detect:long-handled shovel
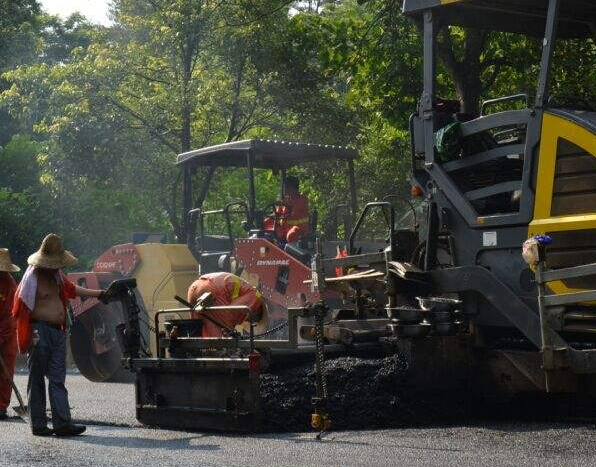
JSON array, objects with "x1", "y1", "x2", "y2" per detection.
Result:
[{"x1": 0, "y1": 353, "x2": 28, "y2": 421}]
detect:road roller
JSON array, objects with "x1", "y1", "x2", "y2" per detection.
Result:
[{"x1": 68, "y1": 242, "x2": 198, "y2": 381}]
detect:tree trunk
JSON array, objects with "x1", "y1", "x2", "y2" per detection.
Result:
[
  {"x1": 181, "y1": 42, "x2": 193, "y2": 153},
  {"x1": 226, "y1": 57, "x2": 246, "y2": 142},
  {"x1": 437, "y1": 28, "x2": 487, "y2": 117},
  {"x1": 168, "y1": 179, "x2": 185, "y2": 242},
  {"x1": 451, "y1": 71, "x2": 483, "y2": 116},
  {"x1": 170, "y1": 22, "x2": 195, "y2": 243}
]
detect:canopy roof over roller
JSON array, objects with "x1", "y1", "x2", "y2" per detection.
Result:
[
  {"x1": 177, "y1": 139, "x2": 358, "y2": 170},
  {"x1": 403, "y1": 0, "x2": 596, "y2": 38}
]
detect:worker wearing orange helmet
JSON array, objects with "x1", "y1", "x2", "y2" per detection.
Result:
[
  {"x1": 187, "y1": 272, "x2": 263, "y2": 338},
  {"x1": 0, "y1": 249, "x2": 19, "y2": 421}
]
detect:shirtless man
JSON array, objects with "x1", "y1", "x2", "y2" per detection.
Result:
[{"x1": 13, "y1": 234, "x2": 105, "y2": 436}]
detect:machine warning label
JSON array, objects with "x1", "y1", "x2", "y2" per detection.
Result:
[
  {"x1": 256, "y1": 259, "x2": 290, "y2": 266},
  {"x1": 483, "y1": 231, "x2": 498, "y2": 247}
]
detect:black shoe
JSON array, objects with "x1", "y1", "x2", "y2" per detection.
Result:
[
  {"x1": 0, "y1": 410, "x2": 7, "y2": 420},
  {"x1": 32, "y1": 426, "x2": 54, "y2": 437},
  {"x1": 54, "y1": 424, "x2": 86, "y2": 437}
]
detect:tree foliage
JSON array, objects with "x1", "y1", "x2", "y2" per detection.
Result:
[{"x1": 1, "y1": 0, "x2": 596, "y2": 270}]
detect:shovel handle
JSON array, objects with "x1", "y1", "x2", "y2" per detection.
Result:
[{"x1": 174, "y1": 295, "x2": 193, "y2": 309}]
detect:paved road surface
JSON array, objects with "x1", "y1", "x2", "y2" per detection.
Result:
[{"x1": 2, "y1": 372, "x2": 596, "y2": 467}]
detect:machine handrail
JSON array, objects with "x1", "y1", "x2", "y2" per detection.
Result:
[
  {"x1": 535, "y1": 249, "x2": 596, "y2": 383},
  {"x1": 195, "y1": 200, "x2": 249, "y2": 254},
  {"x1": 459, "y1": 109, "x2": 531, "y2": 138},
  {"x1": 348, "y1": 202, "x2": 395, "y2": 257},
  {"x1": 186, "y1": 207, "x2": 202, "y2": 259},
  {"x1": 442, "y1": 144, "x2": 525, "y2": 173},
  {"x1": 537, "y1": 262, "x2": 596, "y2": 283},
  {"x1": 536, "y1": 260, "x2": 596, "y2": 307},
  {"x1": 382, "y1": 194, "x2": 418, "y2": 229},
  {"x1": 481, "y1": 93, "x2": 528, "y2": 116},
  {"x1": 154, "y1": 306, "x2": 304, "y2": 356},
  {"x1": 154, "y1": 304, "x2": 256, "y2": 358}
]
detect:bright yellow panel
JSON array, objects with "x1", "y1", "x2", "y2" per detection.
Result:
[{"x1": 529, "y1": 112, "x2": 596, "y2": 298}]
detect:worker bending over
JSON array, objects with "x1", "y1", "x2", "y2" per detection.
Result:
[
  {"x1": 0, "y1": 249, "x2": 19, "y2": 420},
  {"x1": 187, "y1": 272, "x2": 263, "y2": 338},
  {"x1": 12, "y1": 234, "x2": 105, "y2": 437}
]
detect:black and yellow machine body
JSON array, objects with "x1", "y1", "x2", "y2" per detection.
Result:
[
  {"x1": 528, "y1": 109, "x2": 596, "y2": 295},
  {"x1": 398, "y1": 0, "x2": 596, "y2": 398}
]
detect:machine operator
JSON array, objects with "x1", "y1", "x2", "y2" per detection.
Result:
[{"x1": 264, "y1": 176, "x2": 310, "y2": 244}]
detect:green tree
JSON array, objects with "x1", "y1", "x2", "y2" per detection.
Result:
[
  {"x1": 1, "y1": 1, "x2": 301, "y2": 255},
  {"x1": 0, "y1": 0, "x2": 40, "y2": 70},
  {"x1": 0, "y1": 0, "x2": 40, "y2": 144},
  {"x1": 0, "y1": 134, "x2": 61, "y2": 268}
]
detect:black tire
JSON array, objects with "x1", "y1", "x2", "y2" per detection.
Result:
[{"x1": 70, "y1": 304, "x2": 133, "y2": 383}]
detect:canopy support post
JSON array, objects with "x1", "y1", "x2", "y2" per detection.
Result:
[
  {"x1": 246, "y1": 147, "x2": 257, "y2": 229},
  {"x1": 535, "y1": 0, "x2": 560, "y2": 110}
]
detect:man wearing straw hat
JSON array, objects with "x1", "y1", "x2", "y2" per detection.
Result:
[
  {"x1": 12, "y1": 234, "x2": 105, "y2": 437},
  {"x1": 0, "y1": 248, "x2": 19, "y2": 420}
]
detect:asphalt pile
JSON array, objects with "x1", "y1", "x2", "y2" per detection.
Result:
[{"x1": 260, "y1": 353, "x2": 468, "y2": 432}]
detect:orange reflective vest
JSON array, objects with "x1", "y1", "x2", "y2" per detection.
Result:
[
  {"x1": 187, "y1": 272, "x2": 262, "y2": 338},
  {"x1": 275, "y1": 194, "x2": 310, "y2": 242},
  {"x1": 282, "y1": 194, "x2": 309, "y2": 230}
]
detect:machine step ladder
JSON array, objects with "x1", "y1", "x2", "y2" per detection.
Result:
[{"x1": 536, "y1": 255, "x2": 596, "y2": 391}]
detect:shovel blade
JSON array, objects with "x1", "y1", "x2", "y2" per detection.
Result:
[{"x1": 13, "y1": 405, "x2": 28, "y2": 417}]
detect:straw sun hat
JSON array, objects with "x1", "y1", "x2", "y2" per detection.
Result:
[
  {"x1": 0, "y1": 248, "x2": 20, "y2": 273},
  {"x1": 27, "y1": 234, "x2": 78, "y2": 269}
]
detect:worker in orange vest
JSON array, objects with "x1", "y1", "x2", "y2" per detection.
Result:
[
  {"x1": 277, "y1": 176, "x2": 310, "y2": 243},
  {"x1": 187, "y1": 272, "x2": 263, "y2": 338},
  {"x1": 0, "y1": 249, "x2": 19, "y2": 420}
]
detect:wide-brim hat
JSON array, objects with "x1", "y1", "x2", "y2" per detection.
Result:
[
  {"x1": 0, "y1": 248, "x2": 20, "y2": 272},
  {"x1": 28, "y1": 234, "x2": 77, "y2": 269}
]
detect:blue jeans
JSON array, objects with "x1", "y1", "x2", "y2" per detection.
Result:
[{"x1": 27, "y1": 322, "x2": 71, "y2": 430}]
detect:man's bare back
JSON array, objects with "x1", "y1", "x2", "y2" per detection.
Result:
[{"x1": 31, "y1": 269, "x2": 65, "y2": 325}]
